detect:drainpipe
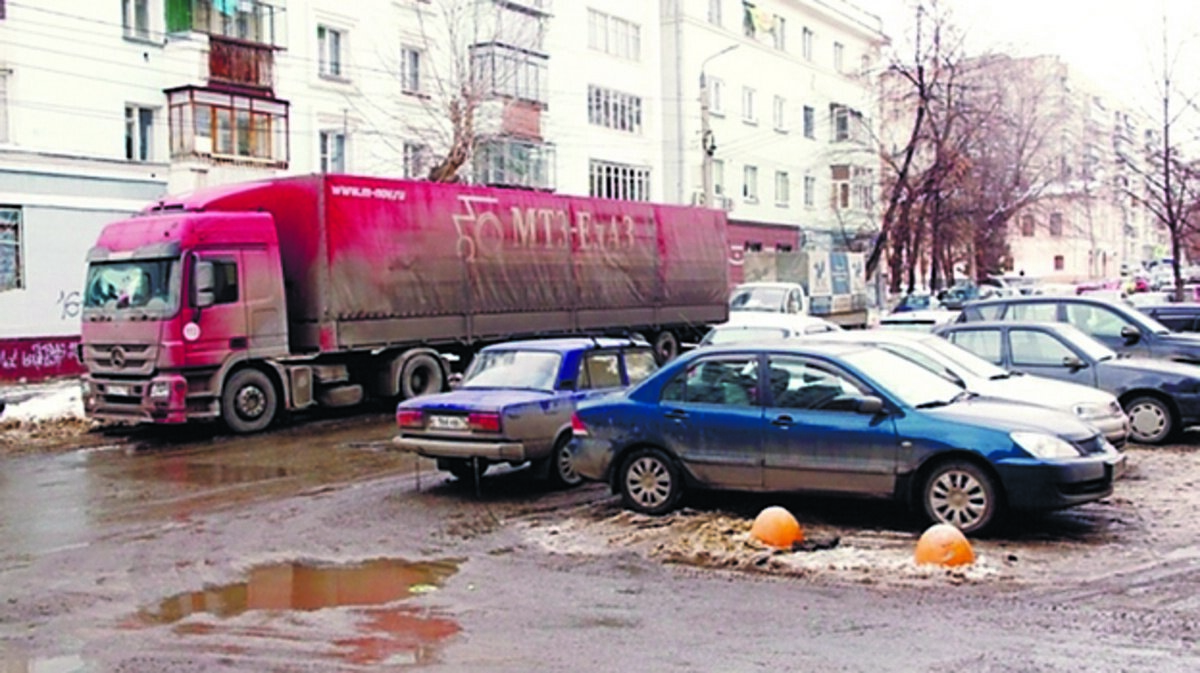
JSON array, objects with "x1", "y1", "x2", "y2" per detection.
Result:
[{"x1": 672, "y1": 0, "x2": 685, "y2": 203}]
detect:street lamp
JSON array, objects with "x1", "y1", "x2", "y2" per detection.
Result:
[{"x1": 700, "y1": 44, "x2": 739, "y2": 209}]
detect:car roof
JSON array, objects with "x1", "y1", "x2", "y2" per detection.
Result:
[
  {"x1": 481, "y1": 337, "x2": 649, "y2": 352},
  {"x1": 807, "y1": 329, "x2": 933, "y2": 345},
  {"x1": 962, "y1": 294, "x2": 1128, "y2": 309},
  {"x1": 937, "y1": 320, "x2": 1072, "y2": 332},
  {"x1": 688, "y1": 341, "x2": 872, "y2": 358},
  {"x1": 1138, "y1": 303, "x2": 1200, "y2": 312}
]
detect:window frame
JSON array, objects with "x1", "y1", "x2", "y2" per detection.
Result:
[
  {"x1": 742, "y1": 87, "x2": 757, "y2": 124},
  {"x1": 124, "y1": 104, "x2": 155, "y2": 162},
  {"x1": 317, "y1": 24, "x2": 345, "y2": 79},
  {"x1": 400, "y1": 46, "x2": 422, "y2": 93},
  {"x1": 0, "y1": 205, "x2": 23, "y2": 292},
  {"x1": 319, "y1": 130, "x2": 346, "y2": 173},
  {"x1": 743, "y1": 164, "x2": 759, "y2": 202},
  {"x1": 122, "y1": 0, "x2": 152, "y2": 41},
  {"x1": 772, "y1": 95, "x2": 787, "y2": 132},
  {"x1": 774, "y1": 170, "x2": 789, "y2": 207}
]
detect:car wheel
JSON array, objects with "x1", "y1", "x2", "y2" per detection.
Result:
[
  {"x1": 445, "y1": 458, "x2": 487, "y2": 483},
  {"x1": 618, "y1": 447, "x2": 683, "y2": 515},
  {"x1": 221, "y1": 369, "x2": 278, "y2": 434},
  {"x1": 1125, "y1": 395, "x2": 1174, "y2": 444},
  {"x1": 921, "y1": 460, "x2": 1001, "y2": 535},
  {"x1": 544, "y1": 434, "x2": 583, "y2": 488}
]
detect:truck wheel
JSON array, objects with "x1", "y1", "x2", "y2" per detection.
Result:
[
  {"x1": 401, "y1": 353, "x2": 445, "y2": 399},
  {"x1": 653, "y1": 330, "x2": 680, "y2": 364},
  {"x1": 222, "y1": 368, "x2": 278, "y2": 434}
]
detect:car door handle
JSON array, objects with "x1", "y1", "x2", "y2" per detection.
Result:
[
  {"x1": 664, "y1": 409, "x2": 688, "y2": 421},
  {"x1": 771, "y1": 415, "x2": 793, "y2": 427}
]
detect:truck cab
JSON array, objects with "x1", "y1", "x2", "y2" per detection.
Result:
[
  {"x1": 728, "y1": 282, "x2": 809, "y2": 316},
  {"x1": 80, "y1": 211, "x2": 288, "y2": 431}
]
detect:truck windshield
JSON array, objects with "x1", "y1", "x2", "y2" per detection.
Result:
[
  {"x1": 729, "y1": 287, "x2": 785, "y2": 312},
  {"x1": 84, "y1": 258, "x2": 179, "y2": 312},
  {"x1": 462, "y1": 351, "x2": 562, "y2": 391}
]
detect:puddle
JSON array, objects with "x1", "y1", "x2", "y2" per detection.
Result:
[
  {"x1": 140, "y1": 557, "x2": 461, "y2": 624},
  {"x1": 135, "y1": 460, "x2": 292, "y2": 487},
  {"x1": 0, "y1": 646, "x2": 85, "y2": 673},
  {"x1": 137, "y1": 558, "x2": 463, "y2": 666}
]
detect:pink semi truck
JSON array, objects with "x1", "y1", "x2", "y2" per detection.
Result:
[{"x1": 78, "y1": 175, "x2": 729, "y2": 432}]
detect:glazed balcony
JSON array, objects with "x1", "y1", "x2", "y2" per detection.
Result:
[{"x1": 166, "y1": 0, "x2": 286, "y2": 48}]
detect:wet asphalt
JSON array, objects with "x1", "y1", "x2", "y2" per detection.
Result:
[{"x1": 1, "y1": 414, "x2": 1199, "y2": 672}]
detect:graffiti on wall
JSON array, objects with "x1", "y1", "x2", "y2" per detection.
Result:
[
  {"x1": 56, "y1": 290, "x2": 82, "y2": 320},
  {"x1": 0, "y1": 336, "x2": 85, "y2": 382}
]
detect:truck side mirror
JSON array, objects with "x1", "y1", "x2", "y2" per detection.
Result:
[
  {"x1": 1120, "y1": 325, "x2": 1140, "y2": 344},
  {"x1": 195, "y1": 261, "x2": 216, "y2": 308}
]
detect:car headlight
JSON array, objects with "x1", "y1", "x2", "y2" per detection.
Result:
[
  {"x1": 1072, "y1": 403, "x2": 1107, "y2": 420},
  {"x1": 149, "y1": 381, "x2": 171, "y2": 399},
  {"x1": 1011, "y1": 432, "x2": 1081, "y2": 459}
]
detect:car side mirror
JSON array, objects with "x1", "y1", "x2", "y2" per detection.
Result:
[
  {"x1": 1063, "y1": 355, "x2": 1086, "y2": 370},
  {"x1": 857, "y1": 395, "x2": 884, "y2": 415},
  {"x1": 448, "y1": 373, "x2": 463, "y2": 390},
  {"x1": 194, "y1": 260, "x2": 215, "y2": 308},
  {"x1": 1120, "y1": 325, "x2": 1140, "y2": 344}
]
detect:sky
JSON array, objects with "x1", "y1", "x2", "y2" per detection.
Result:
[{"x1": 858, "y1": 0, "x2": 1200, "y2": 118}]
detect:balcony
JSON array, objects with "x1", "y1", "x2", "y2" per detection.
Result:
[
  {"x1": 473, "y1": 138, "x2": 555, "y2": 191},
  {"x1": 495, "y1": 0, "x2": 552, "y2": 16},
  {"x1": 166, "y1": 0, "x2": 286, "y2": 48},
  {"x1": 470, "y1": 43, "x2": 549, "y2": 108},
  {"x1": 209, "y1": 36, "x2": 274, "y2": 93},
  {"x1": 167, "y1": 86, "x2": 290, "y2": 168}
]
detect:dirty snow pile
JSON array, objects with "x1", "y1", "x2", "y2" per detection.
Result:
[{"x1": 0, "y1": 380, "x2": 85, "y2": 424}]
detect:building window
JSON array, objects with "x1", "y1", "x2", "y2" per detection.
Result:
[
  {"x1": 589, "y1": 159, "x2": 650, "y2": 201},
  {"x1": 772, "y1": 16, "x2": 786, "y2": 50},
  {"x1": 802, "y1": 105, "x2": 814, "y2": 139},
  {"x1": 470, "y1": 44, "x2": 547, "y2": 105},
  {"x1": 0, "y1": 0, "x2": 6, "y2": 20},
  {"x1": 713, "y1": 159, "x2": 725, "y2": 196},
  {"x1": 124, "y1": 105, "x2": 154, "y2": 161},
  {"x1": 167, "y1": 86, "x2": 290, "y2": 166},
  {"x1": 708, "y1": 0, "x2": 721, "y2": 26},
  {"x1": 804, "y1": 175, "x2": 815, "y2": 207},
  {"x1": 743, "y1": 165, "x2": 758, "y2": 202},
  {"x1": 1049, "y1": 212, "x2": 1063, "y2": 237},
  {"x1": 588, "y1": 85, "x2": 643, "y2": 134},
  {"x1": 319, "y1": 130, "x2": 345, "y2": 173},
  {"x1": 834, "y1": 41, "x2": 845, "y2": 72},
  {"x1": 831, "y1": 165, "x2": 850, "y2": 209},
  {"x1": 400, "y1": 47, "x2": 422, "y2": 94},
  {"x1": 476, "y1": 139, "x2": 556, "y2": 190},
  {"x1": 122, "y1": 0, "x2": 151, "y2": 40},
  {"x1": 709, "y1": 78, "x2": 724, "y2": 115},
  {"x1": 0, "y1": 206, "x2": 21, "y2": 292},
  {"x1": 403, "y1": 142, "x2": 428, "y2": 179},
  {"x1": 802, "y1": 27, "x2": 813, "y2": 60},
  {"x1": 830, "y1": 104, "x2": 864, "y2": 143},
  {"x1": 861, "y1": 54, "x2": 872, "y2": 75},
  {"x1": 772, "y1": 96, "x2": 786, "y2": 131},
  {"x1": 317, "y1": 25, "x2": 344, "y2": 78},
  {"x1": 742, "y1": 87, "x2": 756, "y2": 123},
  {"x1": 1, "y1": 69, "x2": 11, "y2": 144},
  {"x1": 1020, "y1": 215, "x2": 1035, "y2": 237},
  {"x1": 587, "y1": 10, "x2": 640, "y2": 61},
  {"x1": 1054, "y1": 255, "x2": 1065, "y2": 271},
  {"x1": 775, "y1": 171, "x2": 789, "y2": 206}
]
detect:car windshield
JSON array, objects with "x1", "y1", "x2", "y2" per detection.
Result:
[
  {"x1": 1053, "y1": 324, "x2": 1119, "y2": 361},
  {"x1": 915, "y1": 336, "x2": 1009, "y2": 380},
  {"x1": 704, "y1": 326, "x2": 790, "y2": 345},
  {"x1": 729, "y1": 287, "x2": 785, "y2": 313},
  {"x1": 83, "y1": 258, "x2": 180, "y2": 312},
  {"x1": 841, "y1": 348, "x2": 966, "y2": 408},
  {"x1": 462, "y1": 350, "x2": 561, "y2": 390}
]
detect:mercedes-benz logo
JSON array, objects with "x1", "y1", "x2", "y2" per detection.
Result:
[{"x1": 110, "y1": 347, "x2": 126, "y2": 369}]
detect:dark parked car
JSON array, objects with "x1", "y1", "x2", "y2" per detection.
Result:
[
  {"x1": 569, "y1": 342, "x2": 1122, "y2": 535},
  {"x1": 936, "y1": 321, "x2": 1200, "y2": 444},
  {"x1": 1136, "y1": 303, "x2": 1200, "y2": 334},
  {"x1": 956, "y1": 295, "x2": 1200, "y2": 362},
  {"x1": 394, "y1": 337, "x2": 659, "y2": 486}
]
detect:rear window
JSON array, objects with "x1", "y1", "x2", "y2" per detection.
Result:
[
  {"x1": 623, "y1": 349, "x2": 659, "y2": 385},
  {"x1": 946, "y1": 329, "x2": 1004, "y2": 364},
  {"x1": 1009, "y1": 302, "x2": 1058, "y2": 321}
]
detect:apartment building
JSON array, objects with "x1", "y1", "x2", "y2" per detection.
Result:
[{"x1": 660, "y1": 0, "x2": 886, "y2": 252}]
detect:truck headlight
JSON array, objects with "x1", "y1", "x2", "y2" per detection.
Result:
[
  {"x1": 149, "y1": 381, "x2": 171, "y2": 400},
  {"x1": 1011, "y1": 432, "x2": 1081, "y2": 459}
]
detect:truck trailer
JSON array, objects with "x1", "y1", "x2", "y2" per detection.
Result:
[{"x1": 79, "y1": 175, "x2": 728, "y2": 432}]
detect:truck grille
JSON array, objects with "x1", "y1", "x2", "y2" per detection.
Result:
[{"x1": 84, "y1": 343, "x2": 156, "y2": 375}]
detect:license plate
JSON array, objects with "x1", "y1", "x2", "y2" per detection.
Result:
[
  {"x1": 428, "y1": 415, "x2": 468, "y2": 430},
  {"x1": 107, "y1": 384, "x2": 132, "y2": 396}
]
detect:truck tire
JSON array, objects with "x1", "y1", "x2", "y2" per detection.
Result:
[
  {"x1": 222, "y1": 368, "x2": 278, "y2": 434},
  {"x1": 653, "y1": 330, "x2": 680, "y2": 364},
  {"x1": 401, "y1": 353, "x2": 445, "y2": 400}
]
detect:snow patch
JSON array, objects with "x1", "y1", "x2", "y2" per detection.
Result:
[{"x1": 1, "y1": 380, "x2": 84, "y2": 423}]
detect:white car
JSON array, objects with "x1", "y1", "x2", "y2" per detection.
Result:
[
  {"x1": 807, "y1": 329, "x2": 1130, "y2": 448},
  {"x1": 700, "y1": 314, "x2": 842, "y2": 347},
  {"x1": 877, "y1": 309, "x2": 960, "y2": 332}
]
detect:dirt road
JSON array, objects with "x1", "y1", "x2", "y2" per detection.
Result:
[{"x1": 1, "y1": 417, "x2": 1198, "y2": 671}]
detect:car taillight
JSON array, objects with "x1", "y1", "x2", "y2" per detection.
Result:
[
  {"x1": 397, "y1": 408, "x2": 424, "y2": 429},
  {"x1": 468, "y1": 412, "x2": 502, "y2": 433},
  {"x1": 570, "y1": 412, "x2": 589, "y2": 437}
]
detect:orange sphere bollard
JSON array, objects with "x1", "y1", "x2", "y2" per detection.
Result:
[
  {"x1": 913, "y1": 523, "x2": 975, "y2": 567},
  {"x1": 750, "y1": 506, "x2": 804, "y2": 548}
]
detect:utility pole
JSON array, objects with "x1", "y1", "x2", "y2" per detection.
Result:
[{"x1": 700, "y1": 45, "x2": 738, "y2": 208}]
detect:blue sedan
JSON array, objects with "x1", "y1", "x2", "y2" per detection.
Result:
[{"x1": 568, "y1": 342, "x2": 1123, "y2": 534}]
